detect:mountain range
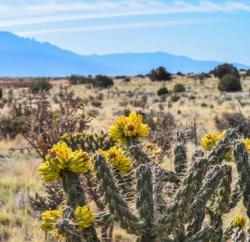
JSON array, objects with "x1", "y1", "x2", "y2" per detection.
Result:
[{"x1": 0, "y1": 31, "x2": 249, "y2": 77}]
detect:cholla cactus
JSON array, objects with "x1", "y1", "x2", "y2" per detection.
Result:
[
  {"x1": 38, "y1": 142, "x2": 99, "y2": 242},
  {"x1": 95, "y1": 113, "x2": 249, "y2": 241},
  {"x1": 35, "y1": 112, "x2": 250, "y2": 242}
]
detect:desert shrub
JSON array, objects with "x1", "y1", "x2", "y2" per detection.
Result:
[
  {"x1": 0, "y1": 227, "x2": 11, "y2": 241},
  {"x1": 91, "y1": 100, "x2": 102, "y2": 108},
  {"x1": 149, "y1": 66, "x2": 172, "y2": 81},
  {"x1": 171, "y1": 94, "x2": 180, "y2": 102},
  {"x1": 69, "y1": 75, "x2": 81, "y2": 85},
  {"x1": 96, "y1": 93, "x2": 104, "y2": 101},
  {"x1": 23, "y1": 88, "x2": 91, "y2": 157},
  {"x1": 123, "y1": 77, "x2": 130, "y2": 82},
  {"x1": 242, "y1": 69, "x2": 250, "y2": 79},
  {"x1": 92, "y1": 75, "x2": 114, "y2": 88},
  {"x1": 0, "y1": 115, "x2": 27, "y2": 139},
  {"x1": 142, "y1": 111, "x2": 176, "y2": 153},
  {"x1": 176, "y1": 71, "x2": 184, "y2": 76},
  {"x1": 157, "y1": 87, "x2": 168, "y2": 96},
  {"x1": 173, "y1": 83, "x2": 186, "y2": 93},
  {"x1": 201, "y1": 102, "x2": 208, "y2": 107},
  {"x1": 215, "y1": 112, "x2": 250, "y2": 138},
  {"x1": 136, "y1": 74, "x2": 145, "y2": 78},
  {"x1": 69, "y1": 75, "x2": 92, "y2": 85},
  {"x1": 212, "y1": 63, "x2": 239, "y2": 79},
  {"x1": 0, "y1": 88, "x2": 2, "y2": 99},
  {"x1": 29, "y1": 78, "x2": 52, "y2": 94},
  {"x1": 218, "y1": 74, "x2": 242, "y2": 92},
  {"x1": 130, "y1": 95, "x2": 148, "y2": 108},
  {"x1": 0, "y1": 102, "x2": 30, "y2": 139},
  {"x1": 7, "y1": 89, "x2": 13, "y2": 106},
  {"x1": 0, "y1": 87, "x2": 91, "y2": 153},
  {"x1": 194, "y1": 72, "x2": 210, "y2": 81},
  {"x1": 115, "y1": 75, "x2": 126, "y2": 79},
  {"x1": 2, "y1": 97, "x2": 32, "y2": 137}
]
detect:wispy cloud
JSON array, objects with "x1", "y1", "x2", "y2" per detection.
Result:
[
  {"x1": 16, "y1": 1, "x2": 250, "y2": 16},
  {"x1": 1, "y1": 0, "x2": 250, "y2": 36},
  {"x1": 18, "y1": 19, "x2": 202, "y2": 36},
  {"x1": 0, "y1": 1, "x2": 250, "y2": 27}
]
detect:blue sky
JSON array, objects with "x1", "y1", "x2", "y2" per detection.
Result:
[{"x1": 0, "y1": 0, "x2": 250, "y2": 65}]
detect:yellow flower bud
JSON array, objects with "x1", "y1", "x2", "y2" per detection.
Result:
[
  {"x1": 73, "y1": 205, "x2": 95, "y2": 229},
  {"x1": 109, "y1": 112, "x2": 149, "y2": 145},
  {"x1": 231, "y1": 215, "x2": 246, "y2": 228},
  {"x1": 41, "y1": 208, "x2": 63, "y2": 231},
  {"x1": 99, "y1": 146, "x2": 132, "y2": 175},
  {"x1": 39, "y1": 142, "x2": 93, "y2": 182}
]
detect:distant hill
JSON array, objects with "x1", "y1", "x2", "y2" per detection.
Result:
[{"x1": 0, "y1": 31, "x2": 249, "y2": 77}]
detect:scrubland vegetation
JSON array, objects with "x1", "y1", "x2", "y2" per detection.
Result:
[{"x1": 1, "y1": 64, "x2": 250, "y2": 241}]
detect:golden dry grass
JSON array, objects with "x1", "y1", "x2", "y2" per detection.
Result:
[{"x1": 0, "y1": 154, "x2": 43, "y2": 242}]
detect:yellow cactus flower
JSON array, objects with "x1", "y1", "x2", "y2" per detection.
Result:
[
  {"x1": 46, "y1": 142, "x2": 72, "y2": 170},
  {"x1": 50, "y1": 231, "x2": 63, "y2": 241},
  {"x1": 145, "y1": 142, "x2": 156, "y2": 149},
  {"x1": 109, "y1": 112, "x2": 149, "y2": 144},
  {"x1": 225, "y1": 151, "x2": 234, "y2": 162},
  {"x1": 109, "y1": 116, "x2": 127, "y2": 144},
  {"x1": 68, "y1": 150, "x2": 93, "y2": 173},
  {"x1": 231, "y1": 215, "x2": 246, "y2": 228},
  {"x1": 100, "y1": 146, "x2": 132, "y2": 175},
  {"x1": 145, "y1": 142, "x2": 161, "y2": 156},
  {"x1": 41, "y1": 208, "x2": 63, "y2": 231},
  {"x1": 39, "y1": 142, "x2": 93, "y2": 182},
  {"x1": 201, "y1": 131, "x2": 234, "y2": 161},
  {"x1": 217, "y1": 130, "x2": 226, "y2": 140},
  {"x1": 241, "y1": 138, "x2": 250, "y2": 153},
  {"x1": 53, "y1": 111, "x2": 61, "y2": 122},
  {"x1": 38, "y1": 161, "x2": 60, "y2": 182},
  {"x1": 47, "y1": 142, "x2": 93, "y2": 172},
  {"x1": 73, "y1": 205, "x2": 95, "y2": 229},
  {"x1": 200, "y1": 132, "x2": 221, "y2": 151}
]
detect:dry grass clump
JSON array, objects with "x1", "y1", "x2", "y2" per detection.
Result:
[{"x1": 0, "y1": 153, "x2": 43, "y2": 242}]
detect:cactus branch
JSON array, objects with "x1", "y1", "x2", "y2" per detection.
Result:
[
  {"x1": 136, "y1": 164, "x2": 156, "y2": 241},
  {"x1": 233, "y1": 141, "x2": 250, "y2": 218},
  {"x1": 186, "y1": 165, "x2": 224, "y2": 236},
  {"x1": 61, "y1": 170, "x2": 99, "y2": 242},
  {"x1": 208, "y1": 129, "x2": 237, "y2": 165},
  {"x1": 156, "y1": 157, "x2": 208, "y2": 236},
  {"x1": 94, "y1": 155, "x2": 144, "y2": 235},
  {"x1": 173, "y1": 131, "x2": 187, "y2": 175}
]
